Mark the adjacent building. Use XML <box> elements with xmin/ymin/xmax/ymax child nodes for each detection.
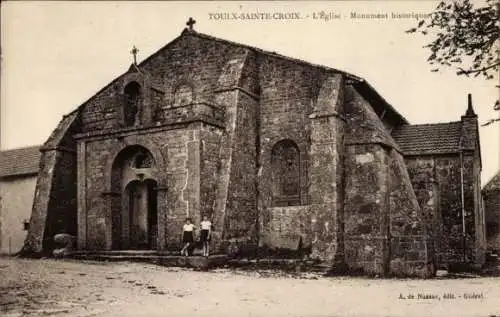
<box><xmin>483</xmin><ymin>171</ymin><xmax>500</xmax><ymax>252</ymax></box>
<box><xmin>0</xmin><ymin>146</ymin><xmax>41</xmax><ymax>254</ymax></box>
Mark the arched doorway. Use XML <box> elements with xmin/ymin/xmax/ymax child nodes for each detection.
<box><xmin>110</xmin><ymin>145</ymin><xmax>158</xmax><ymax>250</ymax></box>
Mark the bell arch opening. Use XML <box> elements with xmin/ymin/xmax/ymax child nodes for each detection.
<box><xmin>123</xmin><ymin>81</ymin><xmax>141</xmax><ymax>126</ymax></box>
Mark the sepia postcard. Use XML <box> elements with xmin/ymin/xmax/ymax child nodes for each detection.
<box><xmin>0</xmin><ymin>1</ymin><xmax>499</xmax><ymax>316</ymax></box>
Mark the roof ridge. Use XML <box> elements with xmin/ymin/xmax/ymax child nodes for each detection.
<box><xmin>57</xmin><ymin>28</ymin><xmax>408</xmax><ymax>127</ymax></box>
<box><xmin>393</xmin><ymin>121</ymin><xmax>462</xmax><ymax>133</ymax></box>
<box><xmin>396</xmin><ymin>121</ymin><xmax>462</xmax><ymax>128</ymax></box>
<box><xmin>189</xmin><ymin>31</ymin><xmax>364</xmax><ymax>82</ymax></box>
<box><xmin>187</xmin><ymin>31</ymin><xmax>408</xmax><ymax>125</ymax></box>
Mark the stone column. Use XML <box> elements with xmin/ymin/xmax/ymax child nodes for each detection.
<box><xmin>77</xmin><ymin>141</ymin><xmax>87</xmax><ymax>250</ymax></box>
<box><xmin>156</xmin><ymin>185</ymin><xmax>168</xmax><ymax>251</ymax></box>
<box><xmin>186</xmin><ymin>130</ymin><xmax>201</xmax><ymax>225</ymax></box>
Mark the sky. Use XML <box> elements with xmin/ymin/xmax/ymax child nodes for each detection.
<box><xmin>1</xmin><ymin>1</ymin><xmax>498</xmax><ymax>185</ymax></box>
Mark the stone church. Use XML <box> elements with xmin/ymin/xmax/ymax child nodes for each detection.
<box><xmin>22</xmin><ymin>25</ymin><xmax>486</xmax><ymax>278</ymax></box>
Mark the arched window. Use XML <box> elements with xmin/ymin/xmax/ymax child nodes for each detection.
<box><xmin>271</xmin><ymin>139</ymin><xmax>301</xmax><ymax>206</ymax></box>
<box><xmin>124</xmin><ymin>81</ymin><xmax>141</xmax><ymax>126</ymax></box>
<box><xmin>172</xmin><ymin>84</ymin><xmax>193</xmax><ymax>107</ymax></box>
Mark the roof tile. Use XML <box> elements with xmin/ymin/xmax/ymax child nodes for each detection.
<box><xmin>391</xmin><ymin>122</ymin><xmax>462</xmax><ymax>156</ymax></box>
<box><xmin>0</xmin><ymin>145</ymin><xmax>41</xmax><ymax>178</ymax></box>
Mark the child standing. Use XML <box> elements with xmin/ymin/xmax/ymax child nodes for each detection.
<box><xmin>180</xmin><ymin>218</ymin><xmax>195</xmax><ymax>256</ymax></box>
<box><xmin>200</xmin><ymin>215</ymin><xmax>212</xmax><ymax>257</ymax></box>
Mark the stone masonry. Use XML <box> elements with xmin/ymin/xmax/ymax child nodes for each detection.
<box><xmin>22</xmin><ymin>28</ymin><xmax>486</xmax><ymax>277</ymax></box>
<box><xmin>483</xmin><ymin>172</ymin><xmax>500</xmax><ymax>252</ymax></box>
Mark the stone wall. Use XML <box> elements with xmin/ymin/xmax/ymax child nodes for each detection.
<box><xmin>257</xmin><ymin>55</ymin><xmax>325</xmax><ymax>208</ymax></box>
<box><xmin>465</xmin><ymin>151</ymin><xmax>486</xmax><ymax>267</ymax></box>
<box><xmin>25</xmin><ymin>30</ymin><xmax>479</xmax><ymax>278</ymax></box>
<box><xmin>485</xmin><ymin>187</ymin><xmax>500</xmax><ymax>251</ymax></box>
<box><xmin>219</xmin><ymin>92</ymin><xmax>259</xmax><ymax>248</ymax></box>
<box><xmin>23</xmin><ymin>112</ymin><xmax>80</xmax><ymax>255</ymax></box>
<box><xmin>404</xmin><ymin>157</ymin><xmax>439</xmax><ymax>268</ymax></box>
<box><xmin>260</xmin><ymin>206</ymin><xmax>310</xmax><ymax>251</ymax></box>
<box><xmin>257</xmin><ymin>55</ymin><xmax>327</xmax><ymax>255</ymax></box>
<box><xmin>79</xmin><ymin>124</ymin><xmax>218</xmax><ymax>251</ymax></box>
<box><xmin>73</xmin><ymin>32</ymin><xmax>259</xmax><ymax>252</ymax></box>
<box><xmin>0</xmin><ymin>176</ymin><xmax>37</xmax><ymax>254</ymax></box>
<box><xmin>43</xmin><ymin>149</ymin><xmax>78</xmax><ymax>251</ymax></box>
<box><xmin>79</xmin><ymin>32</ymin><xmax>244</xmax><ymax>133</ymax></box>
<box><xmin>199</xmin><ymin>125</ymin><xmax>223</xmax><ymax>220</ymax></box>
<box><xmin>210</xmin><ymin>50</ymin><xmax>260</xmax><ymax>255</ymax></box>
<box><xmin>343</xmin><ymin>144</ymin><xmax>431</xmax><ymax>277</ymax></box>
<box><xmin>343</xmin><ymin>86</ymin><xmax>430</xmax><ymax>277</ymax></box>
<box><xmin>388</xmin><ymin>150</ymin><xmax>431</xmax><ymax>277</ymax></box>
<box><xmin>307</xmin><ymin>75</ymin><xmax>345</xmax><ymax>264</ymax></box>
<box><xmin>405</xmin><ymin>152</ymin><xmax>485</xmax><ymax>269</ymax></box>
<box><xmin>344</xmin><ymin>144</ymin><xmax>390</xmax><ymax>275</ymax></box>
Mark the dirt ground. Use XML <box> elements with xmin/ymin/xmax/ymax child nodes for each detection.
<box><xmin>0</xmin><ymin>257</ymin><xmax>499</xmax><ymax>317</ymax></box>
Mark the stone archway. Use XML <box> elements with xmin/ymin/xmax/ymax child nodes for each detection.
<box><xmin>110</xmin><ymin>145</ymin><xmax>158</xmax><ymax>250</ymax></box>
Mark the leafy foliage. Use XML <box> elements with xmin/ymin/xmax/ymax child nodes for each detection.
<box><xmin>407</xmin><ymin>0</ymin><xmax>499</xmax><ymax>78</ymax></box>
<box><xmin>407</xmin><ymin>0</ymin><xmax>499</xmax><ymax>125</ymax></box>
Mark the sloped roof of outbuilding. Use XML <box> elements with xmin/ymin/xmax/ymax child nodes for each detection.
<box><xmin>0</xmin><ymin>145</ymin><xmax>41</xmax><ymax>178</ymax></box>
<box><xmin>391</xmin><ymin>121</ymin><xmax>462</xmax><ymax>156</ymax></box>
<box><xmin>483</xmin><ymin>171</ymin><xmax>500</xmax><ymax>192</ymax></box>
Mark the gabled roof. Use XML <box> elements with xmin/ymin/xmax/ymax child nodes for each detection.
<box><xmin>183</xmin><ymin>31</ymin><xmax>409</xmax><ymax>126</ymax></box>
<box><xmin>391</xmin><ymin>121</ymin><xmax>462</xmax><ymax>156</ymax></box>
<box><xmin>483</xmin><ymin>171</ymin><xmax>500</xmax><ymax>192</ymax></box>
<box><xmin>68</xmin><ymin>29</ymin><xmax>408</xmax><ymax>126</ymax></box>
<box><xmin>0</xmin><ymin>145</ymin><xmax>41</xmax><ymax>178</ymax></box>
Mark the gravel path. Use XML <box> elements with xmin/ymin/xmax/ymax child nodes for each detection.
<box><xmin>1</xmin><ymin>257</ymin><xmax>499</xmax><ymax>317</ymax></box>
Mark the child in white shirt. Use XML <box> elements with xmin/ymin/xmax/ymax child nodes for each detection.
<box><xmin>200</xmin><ymin>215</ymin><xmax>212</xmax><ymax>257</ymax></box>
<box><xmin>180</xmin><ymin>218</ymin><xmax>196</xmax><ymax>256</ymax></box>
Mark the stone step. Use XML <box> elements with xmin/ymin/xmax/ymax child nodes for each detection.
<box><xmin>70</xmin><ymin>250</ymin><xmax>177</xmax><ymax>256</ymax></box>
<box><xmin>227</xmin><ymin>258</ymin><xmax>331</xmax><ymax>273</ymax></box>
<box><xmin>68</xmin><ymin>252</ymin><xmax>334</xmax><ymax>274</ymax></box>
<box><xmin>69</xmin><ymin>253</ymin><xmax>228</xmax><ymax>269</ymax></box>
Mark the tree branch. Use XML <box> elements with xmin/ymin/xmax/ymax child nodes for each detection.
<box><xmin>481</xmin><ymin>117</ymin><xmax>500</xmax><ymax>126</ymax></box>
<box><xmin>457</xmin><ymin>61</ymin><xmax>500</xmax><ymax>75</ymax></box>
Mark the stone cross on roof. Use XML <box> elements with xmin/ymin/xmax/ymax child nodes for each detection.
<box><xmin>130</xmin><ymin>45</ymin><xmax>139</xmax><ymax>65</ymax></box>
<box><xmin>186</xmin><ymin>17</ymin><xmax>196</xmax><ymax>31</ymax></box>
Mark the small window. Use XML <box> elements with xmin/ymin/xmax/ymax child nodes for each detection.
<box><xmin>271</xmin><ymin>139</ymin><xmax>301</xmax><ymax>206</ymax></box>
<box><xmin>23</xmin><ymin>220</ymin><xmax>30</xmax><ymax>231</ymax></box>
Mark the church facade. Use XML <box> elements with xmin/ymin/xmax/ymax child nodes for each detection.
<box><xmin>23</xmin><ymin>27</ymin><xmax>486</xmax><ymax>277</ymax></box>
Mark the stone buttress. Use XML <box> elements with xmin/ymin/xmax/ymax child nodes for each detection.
<box><xmin>307</xmin><ymin>74</ymin><xmax>346</xmax><ymax>265</ymax></box>
<box><xmin>343</xmin><ymin>85</ymin><xmax>432</xmax><ymax>277</ymax></box>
